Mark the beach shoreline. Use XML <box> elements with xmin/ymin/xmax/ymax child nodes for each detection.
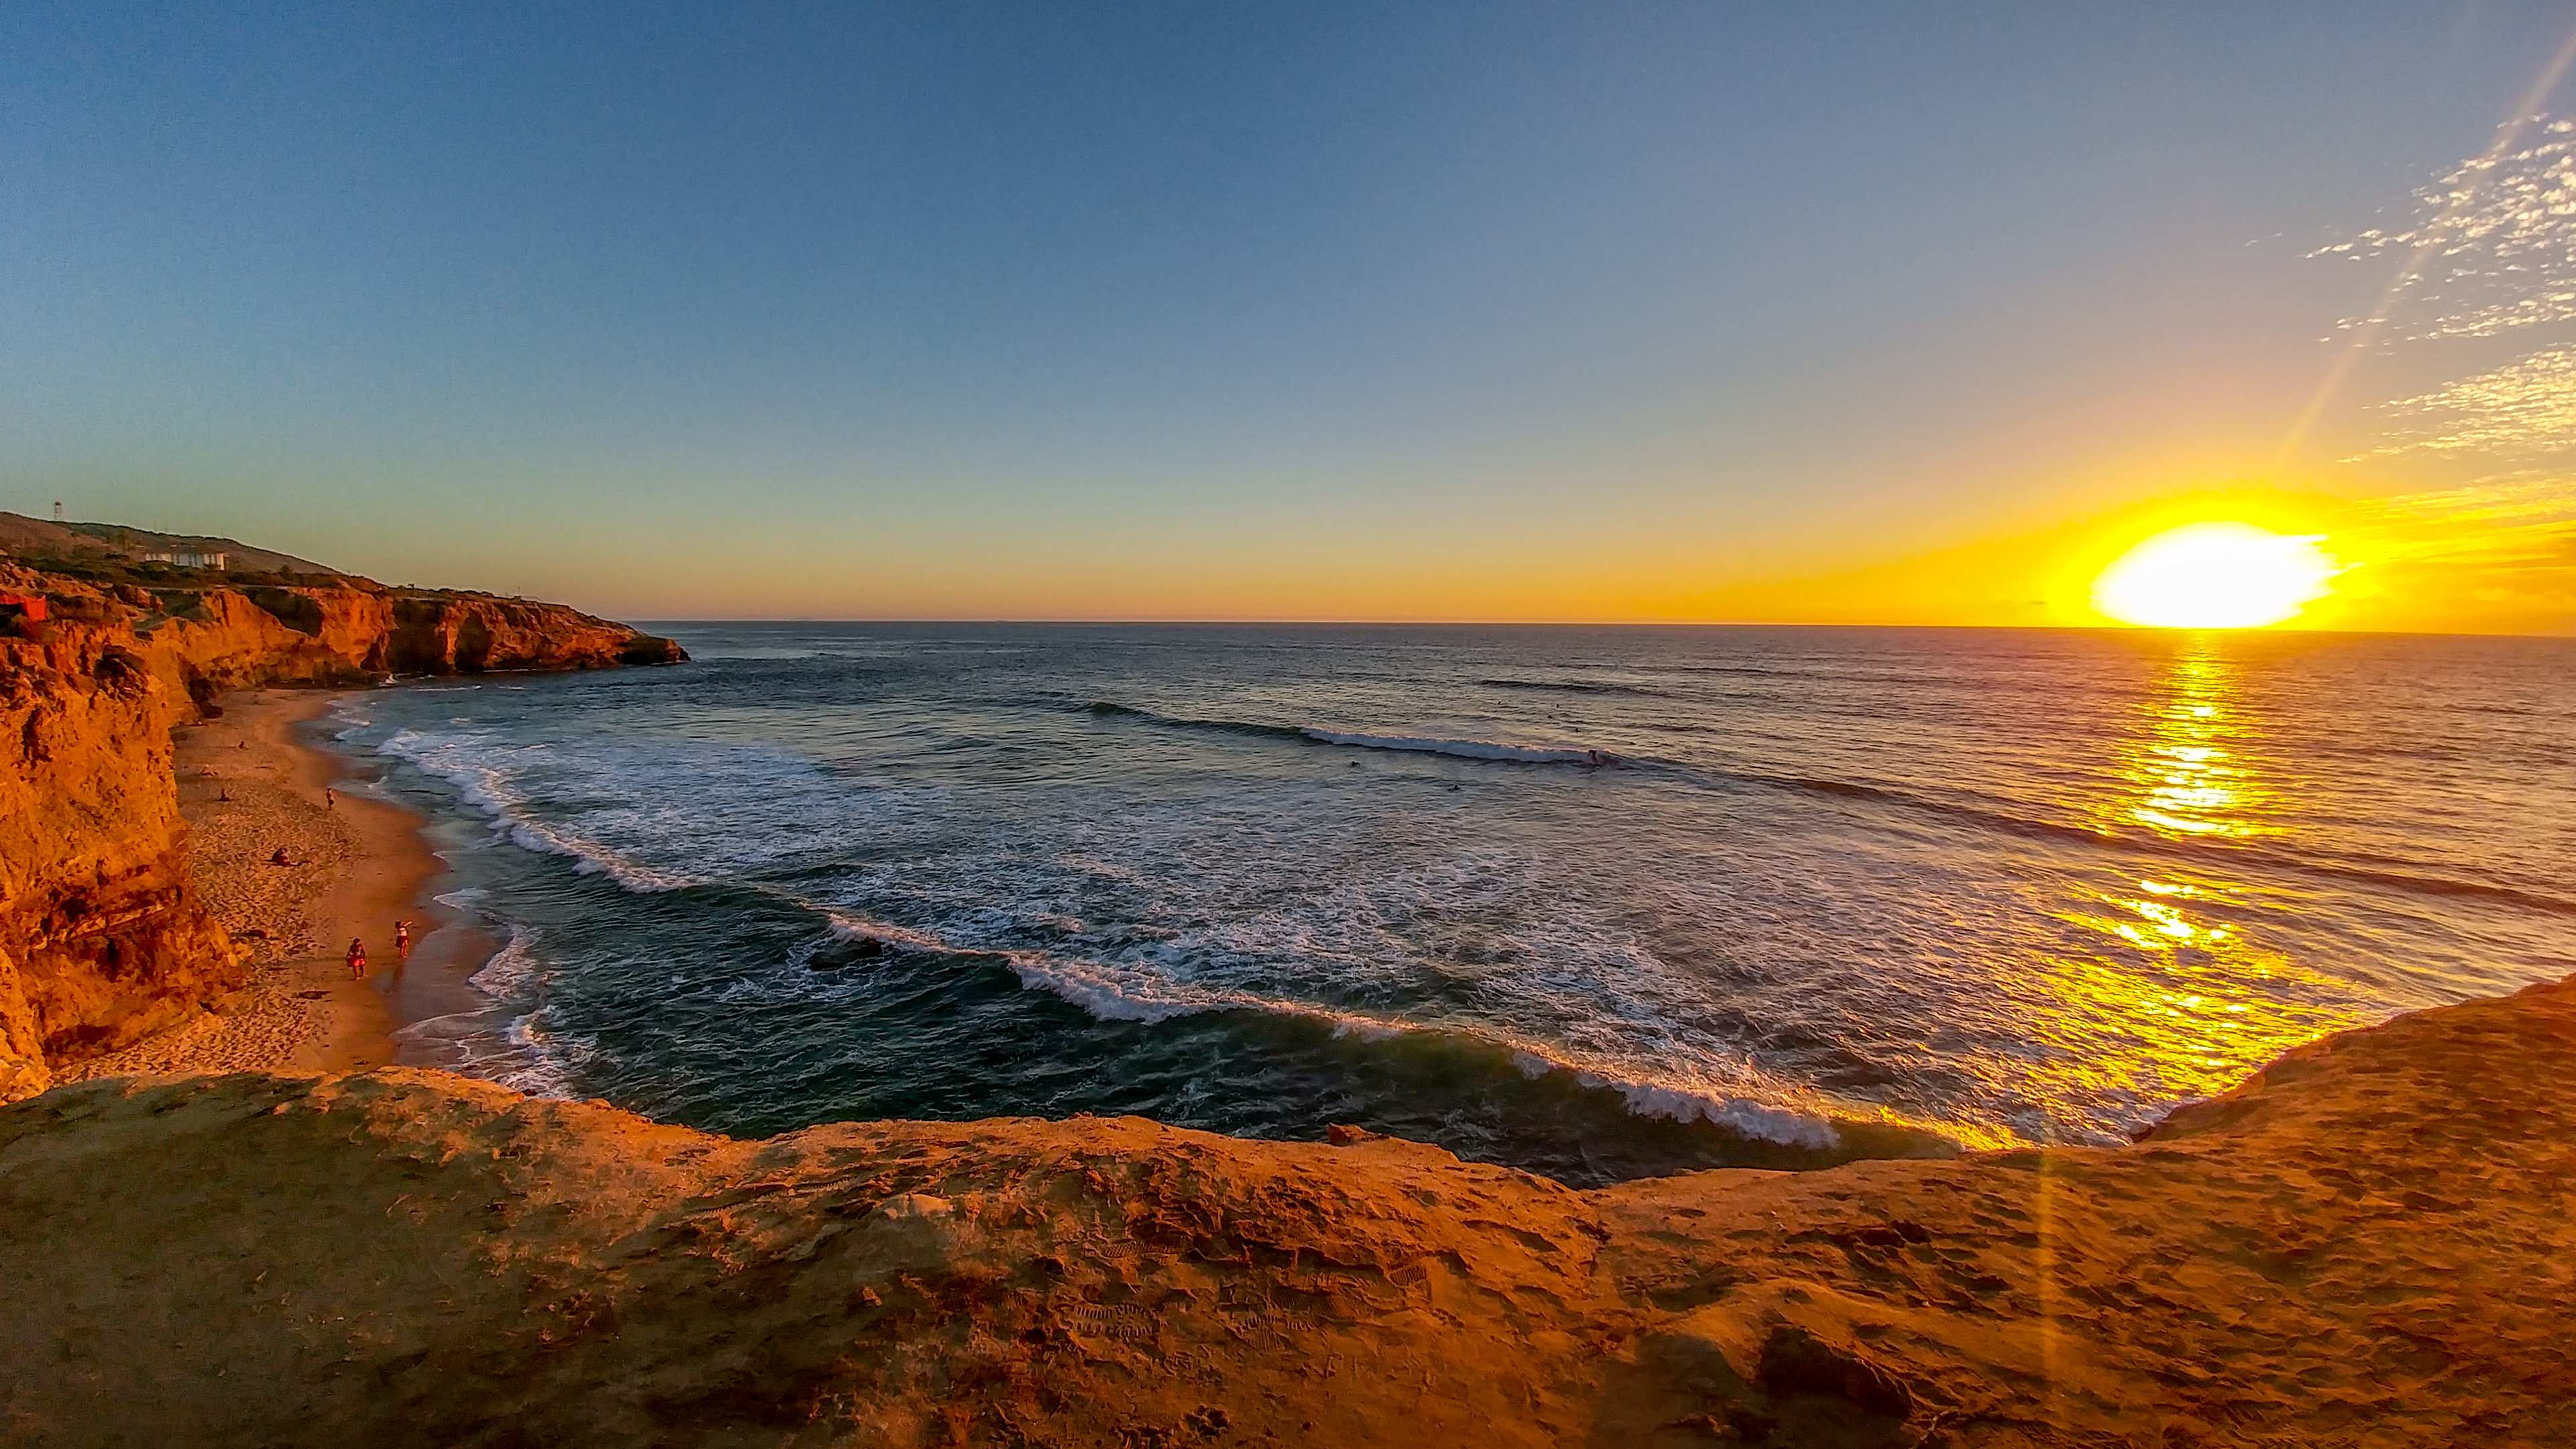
<box><xmin>56</xmin><ymin>688</ymin><xmax>492</xmax><ymax>1083</ymax></box>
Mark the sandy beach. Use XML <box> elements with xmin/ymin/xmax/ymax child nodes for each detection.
<box><xmin>55</xmin><ymin>689</ymin><xmax>482</xmax><ymax>1084</ymax></box>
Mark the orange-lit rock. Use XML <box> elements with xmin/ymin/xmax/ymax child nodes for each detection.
<box><xmin>0</xmin><ymin>559</ymin><xmax>682</xmax><ymax>1097</ymax></box>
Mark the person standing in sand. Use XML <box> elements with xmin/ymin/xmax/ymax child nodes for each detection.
<box><xmin>394</xmin><ymin>919</ymin><xmax>411</xmax><ymax>959</ymax></box>
<box><xmin>346</xmin><ymin>937</ymin><xmax>368</xmax><ymax>979</ymax></box>
<box><xmin>325</xmin><ymin>787</ymin><xmax>336</xmax><ymax>809</ymax></box>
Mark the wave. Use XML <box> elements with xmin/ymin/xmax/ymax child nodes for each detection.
<box><xmin>1305</xmin><ymin>731</ymin><xmax>1621</xmax><ymax>765</ymax></box>
<box><xmin>795</xmin><ymin>898</ymin><xmax>1890</xmax><ymax>1150</ymax></box>
<box><xmin>1707</xmin><ymin>767</ymin><xmax>2576</xmax><ymax>917</ymax></box>
<box><xmin>1083</xmin><ymin>699</ymin><xmax>1308</xmax><ymax>743</ymax></box>
<box><xmin>1086</xmin><ymin>700</ymin><xmax>1621</xmax><ymax>767</ymax></box>
<box><xmin>388</xmin><ymin>925</ymin><xmax>587</xmax><ymax>1097</ymax></box>
<box><xmin>1478</xmin><ymin>677</ymin><xmax>1672</xmax><ymax>698</ymax></box>
<box><xmin>468</xmin><ymin>924</ymin><xmax>543</xmax><ymax>997</ymax></box>
<box><xmin>325</xmin><ymin>696</ymin><xmax>375</xmax><ymax>739</ymax></box>
<box><xmin>373</xmin><ymin>729</ymin><xmax>698</xmax><ymax>894</ymax></box>
<box><xmin>993</xmin><ymin>949</ymin><xmax>1984</xmax><ymax>1152</ymax></box>
<box><xmin>368</xmin><ymin>701</ymin><xmax>2572</xmax><ymax>960</ymax></box>
<box><xmin>2282</xmin><ymin>856</ymin><xmax>2576</xmax><ymax>918</ymax></box>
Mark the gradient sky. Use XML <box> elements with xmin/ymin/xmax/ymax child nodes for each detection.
<box><xmin>7</xmin><ymin>3</ymin><xmax>2576</xmax><ymax>629</ymax></box>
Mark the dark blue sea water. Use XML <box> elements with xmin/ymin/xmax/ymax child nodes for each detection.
<box><xmin>323</xmin><ymin>625</ymin><xmax>2576</xmax><ymax>1184</ymax></box>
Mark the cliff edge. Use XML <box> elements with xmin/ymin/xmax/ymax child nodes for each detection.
<box><xmin>3</xmin><ymin>974</ymin><xmax>2570</xmax><ymax>1446</ymax></box>
<box><xmin>0</xmin><ymin>548</ymin><xmax>684</xmax><ymax>1099</ymax></box>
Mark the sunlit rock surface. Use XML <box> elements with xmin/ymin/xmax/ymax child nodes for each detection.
<box><xmin>0</xmin><ymin>557</ymin><xmax>682</xmax><ymax>1098</ymax></box>
<box><xmin>5</xmin><ymin>975</ymin><xmax>2572</xmax><ymax>1445</ymax></box>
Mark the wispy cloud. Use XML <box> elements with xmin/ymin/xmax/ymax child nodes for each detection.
<box><xmin>2311</xmin><ymin>117</ymin><xmax>2576</xmax><ymax>343</ymax></box>
<box><xmin>2352</xmin><ymin>344</ymin><xmax>2576</xmax><ymax>459</ymax></box>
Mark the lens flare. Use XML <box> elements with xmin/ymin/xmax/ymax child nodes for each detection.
<box><xmin>2091</xmin><ymin>523</ymin><xmax>2338</xmax><ymax>629</ymax></box>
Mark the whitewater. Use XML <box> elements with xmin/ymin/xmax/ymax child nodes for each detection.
<box><xmin>324</xmin><ymin>623</ymin><xmax>2576</xmax><ymax>1184</ymax></box>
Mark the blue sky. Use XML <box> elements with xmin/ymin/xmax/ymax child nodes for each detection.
<box><xmin>7</xmin><ymin>3</ymin><xmax>2573</xmax><ymax>621</ymax></box>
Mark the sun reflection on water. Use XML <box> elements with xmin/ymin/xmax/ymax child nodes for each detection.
<box><xmin>2116</xmin><ymin>644</ymin><xmax>2269</xmax><ymax>841</ymax></box>
<box><xmin>2014</xmin><ymin>641</ymin><xmax>2359</xmax><ymax>1137</ymax></box>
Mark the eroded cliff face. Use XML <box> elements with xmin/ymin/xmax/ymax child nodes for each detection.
<box><xmin>139</xmin><ymin>581</ymin><xmax>686</xmax><ymax>702</ymax></box>
<box><xmin>0</xmin><ymin>564</ymin><xmax>682</xmax><ymax>1097</ymax></box>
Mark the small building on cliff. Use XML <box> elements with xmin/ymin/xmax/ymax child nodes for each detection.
<box><xmin>140</xmin><ymin>549</ymin><xmax>227</xmax><ymax>570</ymax></box>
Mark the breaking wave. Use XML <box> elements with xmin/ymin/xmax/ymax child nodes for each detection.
<box><xmin>798</xmin><ymin>900</ymin><xmax>1914</xmax><ymax>1152</ymax></box>
<box><xmin>376</xmin><ymin>729</ymin><xmax>698</xmax><ymax>893</ymax></box>
<box><xmin>1086</xmin><ymin>700</ymin><xmax>1622</xmax><ymax>766</ymax></box>
<box><xmin>1478</xmin><ymin>677</ymin><xmax>1674</xmax><ymax>698</ymax></box>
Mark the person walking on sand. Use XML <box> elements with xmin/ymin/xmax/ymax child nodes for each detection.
<box><xmin>325</xmin><ymin>787</ymin><xmax>336</xmax><ymax>809</ymax></box>
<box><xmin>393</xmin><ymin>918</ymin><xmax>411</xmax><ymax>959</ymax></box>
<box><xmin>346</xmin><ymin>936</ymin><xmax>368</xmax><ymax>979</ymax></box>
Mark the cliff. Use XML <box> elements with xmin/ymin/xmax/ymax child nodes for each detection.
<box><xmin>0</xmin><ymin>556</ymin><xmax>684</xmax><ymax>1099</ymax></box>
<box><xmin>140</xmin><ymin>582</ymin><xmax>687</xmax><ymax>702</ymax></box>
<box><xmin>3</xmin><ymin>974</ymin><xmax>2569</xmax><ymax>1446</ymax></box>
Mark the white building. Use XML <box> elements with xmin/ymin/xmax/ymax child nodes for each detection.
<box><xmin>141</xmin><ymin>549</ymin><xmax>227</xmax><ymax>570</ymax></box>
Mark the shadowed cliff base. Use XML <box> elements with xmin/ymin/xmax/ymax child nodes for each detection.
<box><xmin>5</xmin><ymin>974</ymin><xmax>2571</xmax><ymax>1447</ymax></box>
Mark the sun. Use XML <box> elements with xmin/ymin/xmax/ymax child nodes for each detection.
<box><xmin>2091</xmin><ymin>522</ymin><xmax>2339</xmax><ymax>629</ymax></box>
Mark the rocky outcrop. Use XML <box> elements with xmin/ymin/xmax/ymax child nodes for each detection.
<box><xmin>4</xmin><ymin>974</ymin><xmax>2572</xmax><ymax>1446</ymax></box>
<box><xmin>138</xmin><ymin>580</ymin><xmax>686</xmax><ymax>703</ymax></box>
<box><xmin>0</xmin><ymin>559</ymin><xmax>682</xmax><ymax>1098</ymax></box>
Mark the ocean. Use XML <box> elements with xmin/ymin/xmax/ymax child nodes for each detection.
<box><xmin>323</xmin><ymin>624</ymin><xmax>2576</xmax><ymax>1185</ymax></box>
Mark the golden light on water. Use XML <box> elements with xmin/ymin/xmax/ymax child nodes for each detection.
<box><xmin>2121</xmin><ymin>647</ymin><xmax>2265</xmax><ymax>841</ymax></box>
<box><xmin>2090</xmin><ymin>522</ymin><xmax>2339</xmax><ymax>629</ymax></box>
<box><xmin>2035</xmin><ymin>642</ymin><xmax>2357</xmax><ymax>1121</ymax></box>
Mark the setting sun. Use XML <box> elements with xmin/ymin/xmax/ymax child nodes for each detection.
<box><xmin>2092</xmin><ymin>523</ymin><xmax>2339</xmax><ymax>629</ymax></box>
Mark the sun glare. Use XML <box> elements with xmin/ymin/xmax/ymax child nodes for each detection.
<box><xmin>2092</xmin><ymin>523</ymin><xmax>2338</xmax><ymax>629</ymax></box>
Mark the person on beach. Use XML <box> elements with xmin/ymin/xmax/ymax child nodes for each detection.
<box><xmin>325</xmin><ymin>787</ymin><xmax>336</xmax><ymax>809</ymax></box>
<box><xmin>346</xmin><ymin>937</ymin><xmax>368</xmax><ymax>979</ymax></box>
<box><xmin>394</xmin><ymin>919</ymin><xmax>411</xmax><ymax>958</ymax></box>
<box><xmin>270</xmin><ymin>847</ymin><xmax>293</xmax><ymax>867</ymax></box>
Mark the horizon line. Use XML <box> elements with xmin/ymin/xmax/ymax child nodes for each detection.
<box><xmin>620</xmin><ymin>616</ymin><xmax>2576</xmax><ymax>641</ymax></box>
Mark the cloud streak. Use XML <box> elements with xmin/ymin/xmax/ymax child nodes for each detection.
<box><xmin>2354</xmin><ymin>344</ymin><xmax>2576</xmax><ymax>460</ymax></box>
<box><xmin>2312</xmin><ymin>117</ymin><xmax>2576</xmax><ymax>343</ymax></box>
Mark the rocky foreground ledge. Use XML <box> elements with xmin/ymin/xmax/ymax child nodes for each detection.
<box><xmin>5</xmin><ymin>976</ymin><xmax>2570</xmax><ymax>1448</ymax></box>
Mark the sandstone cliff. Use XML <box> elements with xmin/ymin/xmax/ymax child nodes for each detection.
<box><xmin>0</xmin><ymin>558</ymin><xmax>684</xmax><ymax>1099</ymax></box>
<box><xmin>4</xmin><ymin>974</ymin><xmax>2570</xmax><ymax>1446</ymax></box>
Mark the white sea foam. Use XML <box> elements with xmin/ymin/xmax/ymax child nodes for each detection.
<box><xmin>1002</xmin><ymin>949</ymin><xmax>1841</xmax><ymax>1146</ymax></box>
<box><xmin>468</xmin><ymin>924</ymin><xmax>541</xmax><ymax>997</ymax></box>
<box><xmin>374</xmin><ymin>730</ymin><xmax>697</xmax><ymax>894</ymax></box>
<box><xmin>388</xmin><ymin>925</ymin><xmax>572</xmax><ymax>1091</ymax></box>
<box><xmin>1514</xmin><ymin>1053</ymin><xmax>1840</xmax><ymax>1148</ymax></box>
<box><xmin>325</xmin><ymin>696</ymin><xmax>374</xmax><ymax>739</ymax></box>
<box><xmin>730</xmin><ymin>865</ymin><xmax>1859</xmax><ymax>1150</ymax></box>
<box><xmin>495</xmin><ymin>1006</ymin><xmax>594</xmax><ymax>1099</ymax></box>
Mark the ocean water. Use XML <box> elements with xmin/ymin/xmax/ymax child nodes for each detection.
<box><xmin>325</xmin><ymin>625</ymin><xmax>2576</xmax><ymax>1185</ymax></box>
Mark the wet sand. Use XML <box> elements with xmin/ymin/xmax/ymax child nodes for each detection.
<box><xmin>57</xmin><ymin>689</ymin><xmax>491</xmax><ymax>1083</ymax></box>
